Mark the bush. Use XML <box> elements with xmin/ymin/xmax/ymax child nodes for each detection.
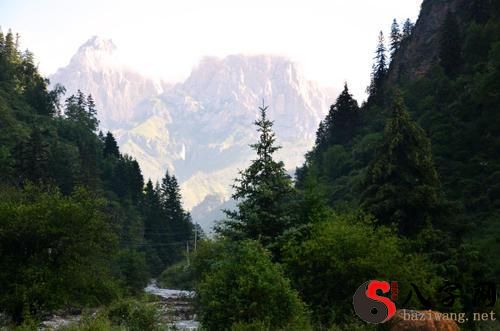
<box><xmin>158</xmin><ymin>261</ymin><xmax>194</xmax><ymax>290</ymax></box>
<box><xmin>106</xmin><ymin>298</ymin><xmax>159</xmax><ymax>331</ymax></box>
<box><xmin>281</xmin><ymin>211</ymin><xmax>440</xmax><ymax>325</ymax></box>
<box><xmin>0</xmin><ymin>184</ymin><xmax>120</xmax><ymax>322</ymax></box>
<box><xmin>59</xmin><ymin>313</ymin><xmax>115</xmax><ymax>331</ymax></box>
<box><xmin>195</xmin><ymin>240</ymin><xmax>311</xmax><ymax>331</ymax></box>
<box><xmin>113</xmin><ymin>249</ymin><xmax>150</xmax><ymax>294</ymax></box>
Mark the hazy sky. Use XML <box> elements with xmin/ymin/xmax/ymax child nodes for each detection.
<box><xmin>0</xmin><ymin>0</ymin><xmax>423</xmax><ymax>100</ymax></box>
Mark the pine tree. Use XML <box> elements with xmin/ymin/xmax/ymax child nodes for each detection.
<box><xmin>86</xmin><ymin>94</ymin><xmax>99</xmax><ymax>131</ymax></box>
<box><xmin>218</xmin><ymin>103</ymin><xmax>295</xmax><ymax>246</ymax></box>
<box><xmin>161</xmin><ymin>171</ymin><xmax>180</xmax><ymax>222</ymax></box>
<box><xmin>4</xmin><ymin>30</ymin><xmax>17</xmax><ymax>63</ymax></box>
<box><xmin>65</xmin><ymin>91</ymin><xmax>99</xmax><ymax>132</ymax></box>
<box><xmin>313</xmin><ymin>120</ymin><xmax>328</xmax><ymax>153</ymax></box>
<box><xmin>323</xmin><ymin>83</ymin><xmax>360</xmax><ymax>145</ymax></box>
<box><xmin>128</xmin><ymin>159</ymin><xmax>144</xmax><ymax>203</ymax></box>
<box><xmin>103</xmin><ymin>132</ymin><xmax>120</xmax><ymax>158</ymax></box>
<box><xmin>402</xmin><ymin>19</ymin><xmax>414</xmax><ymax>39</ymax></box>
<box><xmin>157</xmin><ymin>171</ymin><xmax>193</xmax><ymax>265</ymax></box>
<box><xmin>390</xmin><ymin>19</ymin><xmax>402</xmax><ymax>56</ymax></box>
<box><xmin>367</xmin><ymin>31</ymin><xmax>388</xmax><ymax>101</ymax></box>
<box><xmin>0</xmin><ymin>28</ymin><xmax>5</xmax><ymax>54</ymax></box>
<box><xmin>361</xmin><ymin>92</ymin><xmax>443</xmax><ymax>236</ymax></box>
<box><xmin>439</xmin><ymin>11</ymin><xmax>462</xmax><ymax>76</ymax></box>
<box><xmin>16</xmin><ymin>127</ymin><xmax>49</xmax><ymax>183</ymax></box>
<box><xmin>160</xmin><ymin>171</ymin><xmax>192</xmax><ymax>239</ymax></box>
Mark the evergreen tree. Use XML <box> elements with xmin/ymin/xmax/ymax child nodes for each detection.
<box><xmin>390</xmin><ymin>19</ymin><xmax>402</xmax><ymax>56</ymax></box>
<box><xmin>4</xmin><ymin>30</ymin><xmax>17</xmax><ymax>63</ymax></box>
<box><xmin>361</xmin><ymin>93</ymin><xmax>443</xmax><ymax>236</ymax></box>
<box><xmin>0</xmin><ymin>28</ymin><xmax>4</xmax><ymax>51</ymax></box>
<box><xmin>439</xmin><ymin>11</ymin><xmax>462</xmax><ymax>76</ymax></box>
<box><xmin>143</xmin><ymin>180</ymin><xmax>161</xmax><ymax>235</ymax></box>
<box><xmin>367</xmin><ymin>31</ymin><xmax>388</xmax><ymax>100</ymax></box>
<box><xmin>323</xmin><ymin>83</ymin><xmax>360</xmax><ymax>145</ymax></box>
<box><xmin>128</xmin><ymin>159</ymin><xmax>144</xmax><ymax>203</ymax></box>
<box><xmin>15</xmin><ymin>127</ymin><xmax>50</xmax><ymax>183</ymax></box>
<box><xmin>103</xmin><ymin>132</ymin><xmax>120</xmax><ymax>158</ymax></box>
<box><xmin>111</xmin><ymin>159</ymin><xmax>128</xmax><ymax>198</ymax></box>
<box><xmin>314</xmin><ymin>120</ymin><xmax>327</xmax><ymax>150</ymax></box>
<box><xmin>86</xmin><ymin>94</ymin><xmax>99</xmax><ymax>131</ymax></box>
<box><xmin>218</xmin><ymin>103</ymin><xmax>295</xmax><ymax>246</ymax></box>
<box><xmin>402</xmin><ymin>18</ymin><xmax>414</xmax><ymax>39</ymax></box>
<box><xmin>158</xmin><ymin>171</ymin><xmax>193</xmax><ymax>265</ymax></box>
<box><xmin>65</xmin><ymin>91</ymin><xmax>98</xmax><ymax>131</ymax></box>
<box><xmin>161</xmin><ymin>171</ymin><xmax>183</xmax><ymax>223</ymax></box>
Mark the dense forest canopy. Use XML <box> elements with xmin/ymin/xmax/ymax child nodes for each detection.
<box><xmin>0</xmin><ymin>27</ymin><xmax>195</xmax><ymax>324</ymax></box>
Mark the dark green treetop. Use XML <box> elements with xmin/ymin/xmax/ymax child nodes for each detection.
<box><xmin>218</xmin><ymin>103</ymin><xmax>295</xmax><ymax>247</ymax></box>
<box><xmin>361</xmin><ymin>92</ymin><xmax>443</xmax><ymax>236</ymax></box>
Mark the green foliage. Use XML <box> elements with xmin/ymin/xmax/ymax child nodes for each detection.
<box><xmin>361</xmin><ymin>92</ymin><xmax>445</xmax><ymax>236</ymax></box>
<box><xmin>113</xmin><ymin>250</ymin><xmax>150</xmax><ymax>294</ymax></box>
<box><xmin>439</xmin><ymin>12</ymin><xmax>462</xmax><ymax>76</ymax></box>
<box><xmin>367</xmin><ymin>31</ymin><xmax>388</xmax><ymax>101</ymax></box>
<box><xmin>217</xmin><ymin>105</ymin><xmax>297</xmax><ymax>249</ymax></box>
<box><xmin>195</xmin><ymin>240</ymin><xmax>311</xmax><ymax>331</ymax></box>
<box><xmin>390</xmin><ymin>19</ymin><xmax>402</xmax><ymax>55</ymax></box>
<box><xmin>103</xmin><ymin>131</ymin><xmax>120</xmax><ymax>158</ymax></box>
<box><xmin>0</xmin><ymin>184</ymin><xmax>121</xmax><ymax>321</ymax></box>
<box><xmin>158</xmin><ymin>261</ymin><xmax>195</xmax><ymax>290</ymax></box>
<box><xmin>281</xmin><ymin>211</ymin><xmax>439</xmax><ymax>325</ymax></box>
<box><xmin>106</xmin><ymin>299</ymin><xmax>160</xmax><ymax>331</ymax></box>
<box><xmin>143</xmin><ymin>171</ymin><xmax>195</xmax><ymax>270</ymax></box>
<box><xmin>58</xmin><ymin>313</ymin><xmax>116</xmax><ymax>331</ymax></box>
<box><xmin>316</xmin><ymin>83</ymin><xmax>360</xmax><ymax>149</ymax></box>
<box><xmin>0</xmin><ymin>30</ymin><xmax>194</xmax><ymax>325</ymax></box>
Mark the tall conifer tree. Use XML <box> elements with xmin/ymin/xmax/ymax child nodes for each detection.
<box><xmin>218</xmin><ymin>103</ymin><xmax>295</xmax><ymax>246</ymax></box>
<box><xmin>361</xmin><ymin>93</ymin><xmax>443</xmax><ymax>236</ymax></box>
<box><xmin>368</xmin><ymin>31</ymin><xmax>388</xmax><ymax>100</ymax></box>
<box><xmin>390</xmin><ymin>19</ymin><xmax>402</xmax><ymax>56</ymax></box>
<box><xmin>323</xmin><ymin>83</ymin><xmax>360</xmax><ymax>146</ymax></box>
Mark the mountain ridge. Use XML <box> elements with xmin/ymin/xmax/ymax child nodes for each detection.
<box><xmin>50</xmin><ymin>39</ymin><xmax>337</xmax><ymax>230</ymax></box>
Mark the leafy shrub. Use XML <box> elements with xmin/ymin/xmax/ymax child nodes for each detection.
<box><xmin>282</xmin><ymin>211</ymin><xmax>440</xmax><ymax>325</ymax></box>
<box><xmin>0</xmin><ymin>184</ymin><xmax>120</xmax><ymax>322</ymax></box>
<box><xmin>59</xmin><ymin>313</ymin><xmax>114</xmax><ymax>331</ymax></box>
<box><xmin>158</xmin><ymin>261</ymin><xmax>194</xmax><ymax>290</ymax></box>
<box><xmin>106</xmin><ymin>298</ymin><xmax>159</xmax><ymax>331</ymax></box>
<box><xmin>195</xmin><ymin>240</ymin><xmax>311</xmax><ymax>331</ymax></box>
<box><xmin>113</xmin><ymin>249</ymin><xmax>150</xmax><ymax>294</ymax></box>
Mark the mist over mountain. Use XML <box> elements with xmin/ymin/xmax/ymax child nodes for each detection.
<box><xmin>50</xmin><ymin>36</ymin><xmax>167</xmax><ymax>129</ymax></box>
<box><xmin>50</xmin><ymin>37</ymin><xmax>336</xmax><ymax>231</ymax></box>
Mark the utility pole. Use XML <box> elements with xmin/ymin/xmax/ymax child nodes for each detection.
<box><xmin>186</xmin><ymin>241</ymin><xmax>190</xmax><ymax>266</ymax></box>
<box><xmin>194</xmin><ymin>223</ymin><xmax>198</xmax><ymax>252</ymax></box>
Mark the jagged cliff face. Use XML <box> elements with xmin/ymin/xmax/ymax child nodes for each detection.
<box><xmin>50</xmin><ymin>36</ymin><xmax>165</xmax><ymax>129</ymax></box>
<box><xmin>51</xmin><ymin>40</ymin><xmax>334</xmax><ymax>230</ymax></box>
<box><xmin>388</xmin><ymin>0</ymin><xmax>466</xmax><ymax>82</ymax></box>
<box><xmin>117</xmin><ymin>55</ymin><xmax>331</xmax><ymax>211</ymax></box>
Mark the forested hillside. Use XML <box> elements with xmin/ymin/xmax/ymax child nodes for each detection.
<box><xmin>297</xmin><ymin>0</ymin><xmax>500</xmax><ymax>283</ymax></box>
<box><xmin>189</xmin><ymin>0</ymin><xmax>500</xmax><ymax>330</ymax></box>
<box><xmin>0</xmin><ymin>28</ymin><xmax>194</xmax><ymax>325</ymax></box>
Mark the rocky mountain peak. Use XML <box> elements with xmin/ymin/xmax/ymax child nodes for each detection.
<box><xmin>79</xmin><ymin>35</ymin><xmax>117</xmax><ymax>52</ymax></box>
<box><xmin>50</xmin><ymin>36</ymin><xmax>162</xmax><ymax>129</ymax></box>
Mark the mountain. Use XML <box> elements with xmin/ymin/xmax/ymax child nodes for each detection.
<box><xmin>51</xmin><ymin>41</ymin><xmax>335</xmax><ymax>231</ymax></box>
<box><xmin>50</xmin><ymin>36</ymin><xmax>166</xmax><ymax>129</ymax></box>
